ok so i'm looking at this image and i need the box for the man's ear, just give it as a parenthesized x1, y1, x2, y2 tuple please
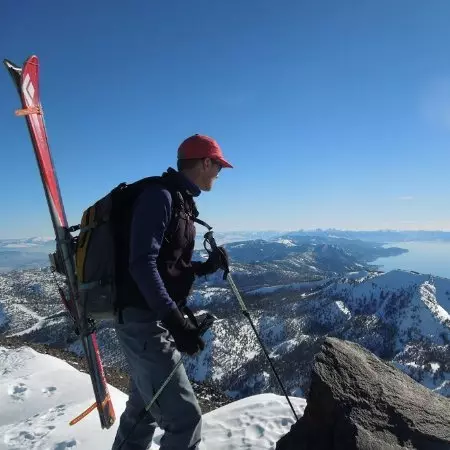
(202, 157, 212, 171)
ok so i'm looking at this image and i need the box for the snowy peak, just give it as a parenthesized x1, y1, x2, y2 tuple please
(326, 270, 450, 348)
(274, 238, 297, 247)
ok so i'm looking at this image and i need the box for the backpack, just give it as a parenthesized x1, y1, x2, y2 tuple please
(74, 176, 180, 323)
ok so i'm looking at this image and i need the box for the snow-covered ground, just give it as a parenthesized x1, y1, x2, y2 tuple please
(0, 346, 306, 449)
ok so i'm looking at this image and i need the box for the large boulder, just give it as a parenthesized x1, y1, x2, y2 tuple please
(276, 337, 450, 450)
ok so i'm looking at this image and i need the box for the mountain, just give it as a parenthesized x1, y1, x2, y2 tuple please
(0, 236, 448, 413)
(192, 236, 406, 292)
(0, 231, 415, 274)
(0, 237, 55, 249)
(194, 230, 285, 248)
(182, 269, 450, 400)
(1, 262, 449, 404)
(282, 229, 450, 243)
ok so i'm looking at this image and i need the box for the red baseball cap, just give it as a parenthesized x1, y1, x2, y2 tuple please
(177, 134, 233, 168)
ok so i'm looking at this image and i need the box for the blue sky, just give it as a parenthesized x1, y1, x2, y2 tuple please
(2, 0, 450, 238)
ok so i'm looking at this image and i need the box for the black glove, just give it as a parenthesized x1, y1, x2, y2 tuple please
(194, 246, 229, 278)
(162, 308, 205, 356)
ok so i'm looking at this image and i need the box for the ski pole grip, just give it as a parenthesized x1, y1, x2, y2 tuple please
(203, 231, 218, 254)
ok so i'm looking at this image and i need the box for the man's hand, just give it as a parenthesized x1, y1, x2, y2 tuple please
(194, 246, 229, 279)
(162, 308, 205, 355)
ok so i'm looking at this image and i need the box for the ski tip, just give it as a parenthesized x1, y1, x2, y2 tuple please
(3, 58, 21, 74)
(4, 55, 39, 73)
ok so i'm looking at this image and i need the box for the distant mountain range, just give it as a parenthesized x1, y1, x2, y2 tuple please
(0, 237, 55, 249)
(0, 232, 407, 274)
(0, 238, 55, 273)
(279, 229, 450, 242)
(3, 228, 449, 269)
(0, 235, 448, 405)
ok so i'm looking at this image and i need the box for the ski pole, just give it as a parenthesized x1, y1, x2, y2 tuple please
(203, 231, 299, 422)
(116, 313, 215, 450)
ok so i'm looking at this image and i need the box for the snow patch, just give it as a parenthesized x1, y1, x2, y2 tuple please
(275, 239, 297, 247)
(0, 346, 306, 449)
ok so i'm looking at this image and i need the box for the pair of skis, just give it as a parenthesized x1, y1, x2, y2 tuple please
(3, 55, 115, 429)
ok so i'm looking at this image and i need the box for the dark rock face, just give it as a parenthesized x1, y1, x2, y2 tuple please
(276, 337, 450, 450)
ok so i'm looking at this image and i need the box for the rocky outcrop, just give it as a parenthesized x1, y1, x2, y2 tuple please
(276, 337, 450, 450)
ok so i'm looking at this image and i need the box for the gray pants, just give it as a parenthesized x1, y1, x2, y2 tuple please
(111, 307, 202, 450)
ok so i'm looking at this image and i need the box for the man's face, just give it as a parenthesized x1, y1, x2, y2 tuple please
(198, 158, 222, 191)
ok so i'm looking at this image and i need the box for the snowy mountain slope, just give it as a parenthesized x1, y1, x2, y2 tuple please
(0, 268, 66, 339)
(181, 270, 450, 399)
(0, 345, 306, 450)
(287, 270, 450, 396)
(1, 234, 449, 412)
(322, 270, 450, 350)
(1, 266, 449, 403)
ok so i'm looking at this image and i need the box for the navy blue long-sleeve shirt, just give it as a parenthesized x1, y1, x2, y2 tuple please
(128, 173, 200, 320)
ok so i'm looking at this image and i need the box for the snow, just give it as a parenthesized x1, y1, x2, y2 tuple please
(13, 304, 44, 321)
(0, 346, 306, 449)
(275, 239, 297, 247)
(335, 300, 351, 316)
(0, 345, 127, 449)
(247, 279, 326, 296)
(270, 339, 298, 358)
(430, 362, 440, 372)
(326, 269, 450, 348)
(201, 393, 306, 449)
(8, 316, 52, 338)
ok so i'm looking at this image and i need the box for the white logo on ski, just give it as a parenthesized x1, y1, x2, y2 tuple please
(22, 74, 35, 106)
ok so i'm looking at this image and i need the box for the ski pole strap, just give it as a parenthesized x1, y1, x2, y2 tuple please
(203, 231, 217, 254)
(203, 230, 230, 280)
(194, 217, 212, 231)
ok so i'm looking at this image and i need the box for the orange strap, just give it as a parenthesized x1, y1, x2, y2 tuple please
(69, 395, 112, 426)
(15, 105, 42, 116)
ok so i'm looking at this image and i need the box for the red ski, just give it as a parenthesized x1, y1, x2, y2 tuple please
(4, 55, 116, 429)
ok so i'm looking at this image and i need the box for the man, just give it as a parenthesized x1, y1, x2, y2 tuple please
(112, 134, 233, 450)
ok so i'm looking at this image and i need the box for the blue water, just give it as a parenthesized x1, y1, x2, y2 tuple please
(373, 241, 450, 279)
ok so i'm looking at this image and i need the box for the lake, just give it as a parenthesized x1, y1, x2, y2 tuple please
(373, 241, 450, 279)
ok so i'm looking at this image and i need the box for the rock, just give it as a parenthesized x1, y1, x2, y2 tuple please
(276, 337, 450, 450)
